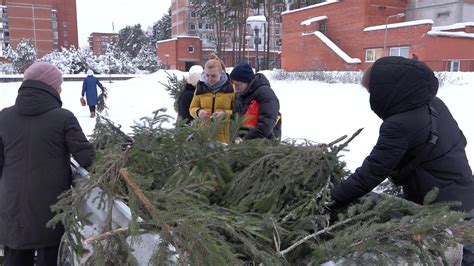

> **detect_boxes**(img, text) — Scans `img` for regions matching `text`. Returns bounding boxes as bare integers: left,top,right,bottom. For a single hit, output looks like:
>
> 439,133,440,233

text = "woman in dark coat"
81,69,105,118
330,57,474,265
331,56,474,211
230,63,281,141
177,65,203,124
0,62,95,266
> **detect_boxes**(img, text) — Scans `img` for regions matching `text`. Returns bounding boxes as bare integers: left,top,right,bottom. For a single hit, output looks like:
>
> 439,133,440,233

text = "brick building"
88,32,118,56
159,0,283,71
0,0,78,58
281,0,474,72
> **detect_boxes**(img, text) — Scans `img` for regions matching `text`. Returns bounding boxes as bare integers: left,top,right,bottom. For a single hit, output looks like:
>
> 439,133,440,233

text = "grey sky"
76,0,171,47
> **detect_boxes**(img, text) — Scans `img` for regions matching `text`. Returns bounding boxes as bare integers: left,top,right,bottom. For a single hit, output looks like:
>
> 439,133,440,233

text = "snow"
303,31,361,64
364,19,434,32
301,16,328,26
427,31,474,39
432,22,474,31
282,0,339,15
1,70,473,174
246,15,267,24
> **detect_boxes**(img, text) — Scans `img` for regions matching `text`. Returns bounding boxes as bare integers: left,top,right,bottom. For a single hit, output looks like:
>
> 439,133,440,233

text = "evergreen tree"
133,44,160,73
117,24,149,58
151,7,172,43
6,38,37,73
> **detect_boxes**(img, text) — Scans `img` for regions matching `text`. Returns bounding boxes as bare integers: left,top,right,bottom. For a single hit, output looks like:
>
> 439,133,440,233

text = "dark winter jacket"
232,73,281,140
331,57,474,212
0,80,95,249
177,83,196,124
82,75,105,106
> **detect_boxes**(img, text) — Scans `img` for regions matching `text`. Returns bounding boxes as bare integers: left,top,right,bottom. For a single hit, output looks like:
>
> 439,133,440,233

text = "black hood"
15,80,62,116
369,56,438,120
240,73,271,98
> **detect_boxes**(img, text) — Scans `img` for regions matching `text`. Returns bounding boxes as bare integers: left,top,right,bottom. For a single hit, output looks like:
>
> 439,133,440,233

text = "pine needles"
50,110,474,265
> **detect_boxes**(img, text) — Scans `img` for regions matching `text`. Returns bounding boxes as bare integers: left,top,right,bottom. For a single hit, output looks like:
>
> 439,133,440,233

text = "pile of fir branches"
50,110,474,265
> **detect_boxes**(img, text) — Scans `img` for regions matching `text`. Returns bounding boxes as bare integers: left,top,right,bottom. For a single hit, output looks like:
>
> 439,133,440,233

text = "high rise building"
406,0,474,26
88,32,118,56
0,0,78,58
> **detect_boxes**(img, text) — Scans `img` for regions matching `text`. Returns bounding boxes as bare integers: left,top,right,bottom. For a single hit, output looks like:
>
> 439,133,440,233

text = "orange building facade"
281,0,474,72
0,0,78,58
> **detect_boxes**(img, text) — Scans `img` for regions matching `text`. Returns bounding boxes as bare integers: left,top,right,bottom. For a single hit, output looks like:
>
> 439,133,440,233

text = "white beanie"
87,69,93,76
187,65,203,86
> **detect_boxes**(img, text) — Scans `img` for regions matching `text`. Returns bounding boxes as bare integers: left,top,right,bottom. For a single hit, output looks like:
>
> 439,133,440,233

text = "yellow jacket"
190,77,235,143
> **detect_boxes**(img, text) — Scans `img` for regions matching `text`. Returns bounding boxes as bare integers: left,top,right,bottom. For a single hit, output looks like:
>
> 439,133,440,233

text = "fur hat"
23,62,63,92
87,69,94,76
230,63,255,83
187,65,203,86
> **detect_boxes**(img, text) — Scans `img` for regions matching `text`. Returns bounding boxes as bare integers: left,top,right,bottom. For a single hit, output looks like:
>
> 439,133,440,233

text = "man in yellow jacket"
189,54,235,143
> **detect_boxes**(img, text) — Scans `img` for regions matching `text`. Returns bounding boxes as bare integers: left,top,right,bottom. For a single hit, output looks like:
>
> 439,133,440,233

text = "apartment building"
88,32,118,56
0,0,78,58
406,0,474,26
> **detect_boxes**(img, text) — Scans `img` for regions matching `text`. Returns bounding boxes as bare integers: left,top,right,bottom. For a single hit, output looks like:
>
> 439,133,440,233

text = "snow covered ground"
1,70,473,173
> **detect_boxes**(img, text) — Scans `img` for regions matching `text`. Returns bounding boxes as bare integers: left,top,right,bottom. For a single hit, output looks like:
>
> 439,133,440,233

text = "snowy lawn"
1,70,473,173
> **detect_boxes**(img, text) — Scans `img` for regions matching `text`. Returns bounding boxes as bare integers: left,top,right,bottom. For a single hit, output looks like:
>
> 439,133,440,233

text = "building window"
205,23,214,30
275,16,282,23
189,23,195,30
63,31,68,37
52,21,57,29
63,40,68,46
190,11,196,18
449,60,460,72
437,11,450,18
198,22,203,29
390,46,409,58
319,22,327,34
275,39,281,47
365,48,383,62
53,31,58,39
63,21,67,27
275,28,280,35
187,45,195,53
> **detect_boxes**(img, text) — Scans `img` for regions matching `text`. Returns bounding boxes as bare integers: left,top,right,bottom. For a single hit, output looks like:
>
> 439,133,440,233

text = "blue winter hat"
230,63,255,83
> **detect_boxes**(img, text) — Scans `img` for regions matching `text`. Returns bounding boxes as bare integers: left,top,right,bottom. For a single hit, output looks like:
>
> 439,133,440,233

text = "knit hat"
187,65,203,86
23,62,63,92
87,69,94,76
229,63,255,83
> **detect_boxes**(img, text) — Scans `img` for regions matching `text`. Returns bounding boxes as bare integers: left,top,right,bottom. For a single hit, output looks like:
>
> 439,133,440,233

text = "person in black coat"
229,63,281,142
177,65,203,125
0,62,95,266
329,56,474,264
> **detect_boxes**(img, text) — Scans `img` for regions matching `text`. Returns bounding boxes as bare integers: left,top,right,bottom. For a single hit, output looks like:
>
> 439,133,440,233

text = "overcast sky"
76,0,171,47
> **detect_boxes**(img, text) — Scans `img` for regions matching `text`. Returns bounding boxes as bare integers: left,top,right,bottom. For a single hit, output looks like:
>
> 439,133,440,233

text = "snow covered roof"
364,19,434,32
301,16,328,26
427,30,474,39
303,31,361,64
282,0,339,16
156,36,200,44
432,22,474,31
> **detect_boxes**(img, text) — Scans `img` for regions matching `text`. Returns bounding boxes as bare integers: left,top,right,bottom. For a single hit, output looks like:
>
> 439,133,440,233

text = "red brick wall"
425,36,474,71
156,37,203,71
54,0,78,49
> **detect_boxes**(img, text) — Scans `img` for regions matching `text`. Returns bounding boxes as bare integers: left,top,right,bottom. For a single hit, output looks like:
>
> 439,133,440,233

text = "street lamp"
164,54,170,69
383,13,405,56
246,15,266,72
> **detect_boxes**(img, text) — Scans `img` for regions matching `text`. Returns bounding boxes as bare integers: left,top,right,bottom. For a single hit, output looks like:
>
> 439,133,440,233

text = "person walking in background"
0,62,95,266
412,53,419,61
189,54,235,143
230,63,281,142
326,57,474,264
177,64,203,125
82,69,105,118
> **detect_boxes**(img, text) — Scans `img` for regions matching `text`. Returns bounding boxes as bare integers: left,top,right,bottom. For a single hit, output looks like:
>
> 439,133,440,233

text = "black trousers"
3,245,59,266
88,105,96,112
